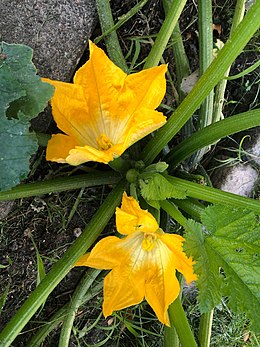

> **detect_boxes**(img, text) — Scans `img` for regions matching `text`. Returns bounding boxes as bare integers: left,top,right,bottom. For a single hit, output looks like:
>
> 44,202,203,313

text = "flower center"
142,233,157,252
96,134,112,151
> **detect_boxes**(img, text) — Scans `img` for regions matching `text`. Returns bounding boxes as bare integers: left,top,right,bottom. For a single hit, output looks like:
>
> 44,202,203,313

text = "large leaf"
184,205,260,331
0,116,38,191
0,42,54,120
0,42,53,191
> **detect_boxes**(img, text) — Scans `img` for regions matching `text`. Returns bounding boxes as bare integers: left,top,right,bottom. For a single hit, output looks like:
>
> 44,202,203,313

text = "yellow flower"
42,41,167,165
76,193,197,326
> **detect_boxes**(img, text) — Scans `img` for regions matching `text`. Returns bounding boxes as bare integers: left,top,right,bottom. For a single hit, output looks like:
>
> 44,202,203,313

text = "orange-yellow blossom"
76,193,197,326
42,41,167,165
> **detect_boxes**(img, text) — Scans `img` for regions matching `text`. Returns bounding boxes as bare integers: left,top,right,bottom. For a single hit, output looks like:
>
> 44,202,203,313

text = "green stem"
58,269,101,347
144,0,187,69
162,0,190,89
94,0,149,45
164,325,179,347
140,0,260,165
0,179,127,347
168,296,197,347
0,172,121,201
212,0,245,123
190,0,214,165
198,0,213,128
95,0,128,72
166,176,260,214
198,310,214,347
27,278,103,346
160,200,187,228
225,58,260,80
166,109,260,168
108,156,131,173
172,198,205,220
162,0,192,140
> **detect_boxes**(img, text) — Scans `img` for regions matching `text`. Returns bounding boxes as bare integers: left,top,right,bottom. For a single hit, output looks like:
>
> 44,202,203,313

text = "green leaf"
0,42,54,191
139,173,186,201
0,116,38,191
184,205,260,331
0,42,54,120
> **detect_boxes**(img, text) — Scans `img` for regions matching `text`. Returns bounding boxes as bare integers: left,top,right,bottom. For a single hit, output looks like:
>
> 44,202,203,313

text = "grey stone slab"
0,0,97,81
0,0,97,132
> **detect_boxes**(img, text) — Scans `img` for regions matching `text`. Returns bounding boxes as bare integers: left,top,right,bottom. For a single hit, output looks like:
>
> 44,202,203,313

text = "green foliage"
184,205,260,331
139,172,186,203
0,42,54,191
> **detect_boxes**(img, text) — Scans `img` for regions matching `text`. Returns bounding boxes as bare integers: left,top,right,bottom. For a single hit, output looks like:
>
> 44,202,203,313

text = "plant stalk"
140,0,260,165
0,172,121,201
95,0,149,45
58,269,101,347
166,176,260,214
144,0,187,69
190,0,214,166
160,200,187,228
212,0,245,123
168,296,197,347
96,0,128,72
166,108,260,168
0,180,127,346
198,310,214,347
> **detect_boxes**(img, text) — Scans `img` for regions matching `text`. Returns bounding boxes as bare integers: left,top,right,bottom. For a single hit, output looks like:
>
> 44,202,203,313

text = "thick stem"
190,0,214,166
58,269,101,347
95,0,128,72
144,0,187,69
0,172,121,201
212,0,245,123
198,310,214,347
168,296,197,347
166,176,260,214
166,109,260,168
0,180,127,346
160,200,187,228
95,0,149,45
140,0,260,165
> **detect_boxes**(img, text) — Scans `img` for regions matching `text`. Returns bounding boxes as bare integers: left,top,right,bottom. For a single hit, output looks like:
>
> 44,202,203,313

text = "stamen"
96,134,112,151
142,233,157,252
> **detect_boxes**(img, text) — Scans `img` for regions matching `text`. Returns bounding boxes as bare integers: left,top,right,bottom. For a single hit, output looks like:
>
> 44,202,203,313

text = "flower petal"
161,234,197,284
46,134,78,163
103,264,145,317
42,78,97,146
73,41,127,139
75,236,124,269
116,193,159,235
144,239,180,326
117,64,167,114
120,108,166,149
65,143,124,165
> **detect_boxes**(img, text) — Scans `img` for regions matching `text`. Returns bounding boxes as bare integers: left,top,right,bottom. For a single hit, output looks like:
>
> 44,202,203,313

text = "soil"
0,0,259,346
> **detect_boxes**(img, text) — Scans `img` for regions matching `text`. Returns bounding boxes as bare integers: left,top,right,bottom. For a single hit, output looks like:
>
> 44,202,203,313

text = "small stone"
214,163,258,197
0,201,15,220
73,227,82,238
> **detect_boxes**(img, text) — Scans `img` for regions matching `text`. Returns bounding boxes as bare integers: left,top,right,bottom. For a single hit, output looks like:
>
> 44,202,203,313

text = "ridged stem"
166,176,260,214
140,0,260,165
0,172,121,201
198,310,214,347
144,0,187,69
212,0,245,123
96,0,128,71
0,180,127,346
166,108,260,168
168,296,197,347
